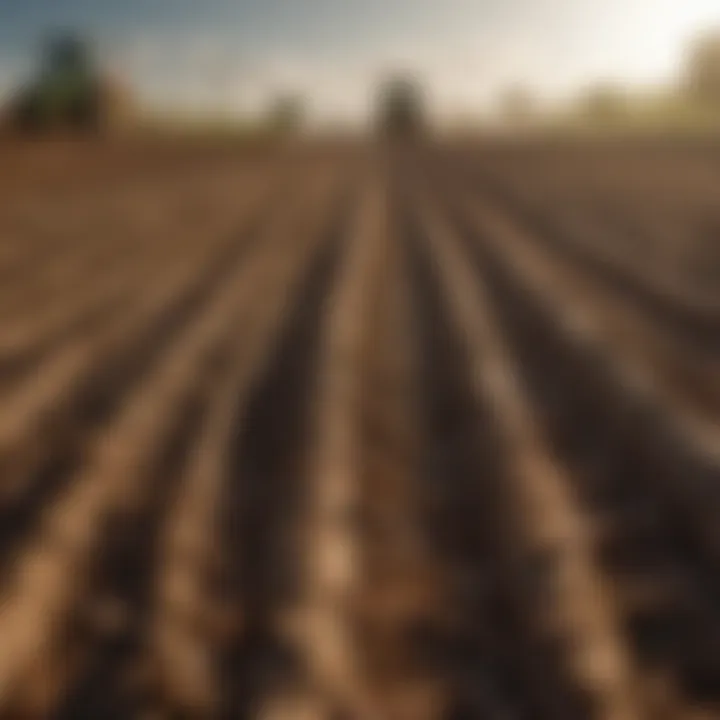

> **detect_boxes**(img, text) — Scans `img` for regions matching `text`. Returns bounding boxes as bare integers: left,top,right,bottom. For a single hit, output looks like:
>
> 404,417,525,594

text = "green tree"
498,84,536,126
578,83,629,124
684,31,720,109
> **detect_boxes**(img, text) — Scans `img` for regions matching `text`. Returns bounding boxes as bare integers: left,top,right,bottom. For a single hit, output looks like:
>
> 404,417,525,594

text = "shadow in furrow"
447,154,720,354
0,185,290,585
54,385,211,720
400,186,594,719
454,204,720,707
218,212,345,719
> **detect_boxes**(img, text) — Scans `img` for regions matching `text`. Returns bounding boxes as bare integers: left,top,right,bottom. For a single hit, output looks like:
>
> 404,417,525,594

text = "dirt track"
0,138,718,719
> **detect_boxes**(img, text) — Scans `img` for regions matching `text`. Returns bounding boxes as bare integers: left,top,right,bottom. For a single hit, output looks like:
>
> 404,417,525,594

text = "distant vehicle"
6,34,134,135
266,94,305,135
377,75,426,138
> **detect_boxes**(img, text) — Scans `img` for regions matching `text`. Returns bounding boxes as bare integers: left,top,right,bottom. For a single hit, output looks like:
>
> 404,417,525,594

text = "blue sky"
1,0,719,122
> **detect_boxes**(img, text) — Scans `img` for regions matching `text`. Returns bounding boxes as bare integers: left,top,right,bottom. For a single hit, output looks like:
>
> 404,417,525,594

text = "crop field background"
0,138,719,719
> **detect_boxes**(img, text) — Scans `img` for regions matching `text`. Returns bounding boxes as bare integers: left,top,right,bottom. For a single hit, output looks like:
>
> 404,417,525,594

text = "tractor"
377,75,426,138
7,34,132,135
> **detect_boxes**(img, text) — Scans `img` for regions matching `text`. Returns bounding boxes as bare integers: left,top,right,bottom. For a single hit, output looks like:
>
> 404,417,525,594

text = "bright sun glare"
619,0,720,79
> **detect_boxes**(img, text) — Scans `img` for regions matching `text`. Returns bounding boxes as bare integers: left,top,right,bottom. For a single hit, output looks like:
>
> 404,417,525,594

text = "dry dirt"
0,137,718,719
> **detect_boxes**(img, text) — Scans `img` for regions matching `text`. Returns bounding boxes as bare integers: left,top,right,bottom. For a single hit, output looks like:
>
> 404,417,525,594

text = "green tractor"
11,34,104,133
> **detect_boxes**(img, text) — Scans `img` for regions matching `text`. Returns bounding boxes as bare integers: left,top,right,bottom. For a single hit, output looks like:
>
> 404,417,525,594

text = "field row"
0,142,717,719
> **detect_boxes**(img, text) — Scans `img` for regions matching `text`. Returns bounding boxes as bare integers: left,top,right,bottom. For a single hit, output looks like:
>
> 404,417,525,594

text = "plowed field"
0,138,718,720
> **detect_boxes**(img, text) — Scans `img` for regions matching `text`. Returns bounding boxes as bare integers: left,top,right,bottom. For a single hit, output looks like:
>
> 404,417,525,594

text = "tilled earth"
0,138,719,720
